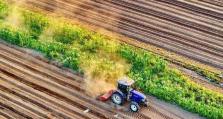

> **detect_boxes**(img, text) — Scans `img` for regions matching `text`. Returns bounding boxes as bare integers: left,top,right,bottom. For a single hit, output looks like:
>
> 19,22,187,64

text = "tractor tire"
111,92,124,105
130,102,140,112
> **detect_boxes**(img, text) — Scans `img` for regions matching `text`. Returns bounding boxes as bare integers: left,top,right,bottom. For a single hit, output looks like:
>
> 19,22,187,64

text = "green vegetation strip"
0,1,222,119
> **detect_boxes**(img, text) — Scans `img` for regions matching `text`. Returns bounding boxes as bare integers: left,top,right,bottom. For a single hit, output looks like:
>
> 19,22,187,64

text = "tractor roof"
118,77,135,86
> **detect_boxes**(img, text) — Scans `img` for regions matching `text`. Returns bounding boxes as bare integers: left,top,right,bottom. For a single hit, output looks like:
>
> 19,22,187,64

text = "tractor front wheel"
130,102,140,112
111,92,123,105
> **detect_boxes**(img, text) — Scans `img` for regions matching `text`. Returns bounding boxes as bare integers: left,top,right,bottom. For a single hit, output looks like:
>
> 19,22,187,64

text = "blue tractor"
111,78,148,112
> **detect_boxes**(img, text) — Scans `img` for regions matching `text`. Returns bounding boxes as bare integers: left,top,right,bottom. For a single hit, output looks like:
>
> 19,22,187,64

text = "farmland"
23,0,223,83
0,0,223,119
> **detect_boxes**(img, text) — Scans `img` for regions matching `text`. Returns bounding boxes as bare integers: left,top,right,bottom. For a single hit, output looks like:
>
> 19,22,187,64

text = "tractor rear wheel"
130,102,140,112
111,92,123,105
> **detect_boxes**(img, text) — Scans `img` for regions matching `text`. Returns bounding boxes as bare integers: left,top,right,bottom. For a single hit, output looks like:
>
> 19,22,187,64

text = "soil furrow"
0,108,25,119
0,79,89,119
0,60,115,119
0,94,45,119
0,88,57,119
118,0,223,38
159,0,223,20
201,0,223,7
0,71,99,119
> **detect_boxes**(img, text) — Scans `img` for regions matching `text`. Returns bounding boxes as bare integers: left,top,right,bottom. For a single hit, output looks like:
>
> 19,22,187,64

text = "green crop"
23,10,49,39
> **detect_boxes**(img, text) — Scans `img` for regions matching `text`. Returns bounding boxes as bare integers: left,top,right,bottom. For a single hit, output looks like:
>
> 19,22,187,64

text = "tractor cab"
117,78,134,97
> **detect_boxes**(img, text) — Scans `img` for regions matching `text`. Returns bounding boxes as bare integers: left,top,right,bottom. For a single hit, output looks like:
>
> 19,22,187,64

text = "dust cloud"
3,0,129,98
71,0,126,98
83,78,115,97
4,0,25,27
81,58,130,98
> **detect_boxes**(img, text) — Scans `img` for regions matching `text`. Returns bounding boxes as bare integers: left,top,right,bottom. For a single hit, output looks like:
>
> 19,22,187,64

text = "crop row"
0,1,222,119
